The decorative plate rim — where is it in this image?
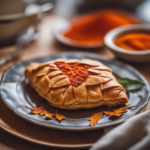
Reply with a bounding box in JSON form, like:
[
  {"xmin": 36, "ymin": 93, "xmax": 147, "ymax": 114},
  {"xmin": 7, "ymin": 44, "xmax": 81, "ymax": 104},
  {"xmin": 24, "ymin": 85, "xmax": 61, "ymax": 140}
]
[{"xmin": 0, "ymin": 52, "xmax": 150, "ymax": 131}]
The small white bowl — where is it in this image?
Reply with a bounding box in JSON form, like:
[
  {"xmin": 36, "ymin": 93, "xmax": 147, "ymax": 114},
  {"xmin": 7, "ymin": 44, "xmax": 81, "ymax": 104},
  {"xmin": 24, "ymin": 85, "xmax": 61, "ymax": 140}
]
[{"xmin": 104, "ymin": 24, "xmax": 150, "ymax": 63}]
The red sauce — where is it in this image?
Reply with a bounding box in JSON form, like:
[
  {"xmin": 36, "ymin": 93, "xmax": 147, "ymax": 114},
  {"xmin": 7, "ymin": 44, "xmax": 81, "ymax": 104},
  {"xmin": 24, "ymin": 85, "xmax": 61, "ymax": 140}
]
[
  {"xmin": 61, "ymin": 10, "xmax": 138, "ymax": 44},
  {"xmin": 55, "ymin": 63, "xmax": 90, "ymax": 87}
]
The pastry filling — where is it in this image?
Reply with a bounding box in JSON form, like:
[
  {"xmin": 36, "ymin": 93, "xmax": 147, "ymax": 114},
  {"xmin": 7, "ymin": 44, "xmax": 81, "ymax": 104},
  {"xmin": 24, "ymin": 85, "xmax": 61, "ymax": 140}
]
[{"xmin": 55, "ymin": 62, "xmax": 90, "ymax": 87}]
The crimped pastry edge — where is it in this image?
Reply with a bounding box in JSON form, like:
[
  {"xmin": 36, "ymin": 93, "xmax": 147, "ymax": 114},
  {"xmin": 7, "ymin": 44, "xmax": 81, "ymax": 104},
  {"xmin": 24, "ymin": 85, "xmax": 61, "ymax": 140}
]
[{"xmin": 29, "ymin": 80, "xmax": 127, "ymax": 110}]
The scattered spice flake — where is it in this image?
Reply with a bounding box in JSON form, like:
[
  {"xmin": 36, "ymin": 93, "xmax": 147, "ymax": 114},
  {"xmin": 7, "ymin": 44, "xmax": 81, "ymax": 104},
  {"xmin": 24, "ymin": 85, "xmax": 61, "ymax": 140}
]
[
  {"xmin": 18, "ymin": 106, "xmax": 45, "ymax": 114},
  {"xmin": 89, "ymin": 112, "xmax": 103, "ymax": 129},
  {"xmin": 18, "ymin": 105, "xmax": 135, "ymax": 128},
  {"xmin": 104, "ymin": 105, "xmax": 135, "ymax": 117},
  {"xmin": 89, "ymin": 105, "xmax": 135, "ymax": 128},
  {"xmin": 45, "ymin": 112, "xmax": 55, "ymax": 119},
  {"xmin": 55, "ymin": 111, "xmax": 66, "ymax": 121},
  {"xmin": 17, "ymin": 106, "xmax": 66, "ymax": 121},
  {"xmin": 40, "ymin": 109, "xmax": 48, "ymax": 116},
  {"xmin": 30, "ymin": 106, "xmax": 45, "ymax": 114}
]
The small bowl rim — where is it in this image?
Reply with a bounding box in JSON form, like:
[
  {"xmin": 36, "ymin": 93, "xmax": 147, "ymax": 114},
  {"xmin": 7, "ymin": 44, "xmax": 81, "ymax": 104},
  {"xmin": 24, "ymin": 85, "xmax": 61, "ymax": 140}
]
[
  {"xmin": 0, "ymin": 13, "xmax": 36, "ymax": 21},
  {"xmin": 0, "ymin": 3, "xmax": 53, "ymax": 21},
  {"xmin": 104, "ymin": 24, "xmax": 150, "ymax": 55}
]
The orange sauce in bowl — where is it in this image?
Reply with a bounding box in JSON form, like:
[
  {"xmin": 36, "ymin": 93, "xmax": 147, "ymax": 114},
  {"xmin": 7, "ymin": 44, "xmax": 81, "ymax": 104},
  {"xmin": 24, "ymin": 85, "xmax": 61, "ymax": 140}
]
[
  {"xmin": 115, "ymin": 33, "xmax": 150, "ymax": 51},
  {"xmin": 61, "ymin": 10, "xmax": 138, "ymax": 44}
]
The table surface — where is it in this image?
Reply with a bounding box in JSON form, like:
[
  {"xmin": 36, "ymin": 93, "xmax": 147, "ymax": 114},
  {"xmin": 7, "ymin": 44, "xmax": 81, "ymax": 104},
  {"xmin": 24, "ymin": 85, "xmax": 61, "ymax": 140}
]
[{"xmin": 0, "ymin": 13, "xmax": 150, "ymax": 150}]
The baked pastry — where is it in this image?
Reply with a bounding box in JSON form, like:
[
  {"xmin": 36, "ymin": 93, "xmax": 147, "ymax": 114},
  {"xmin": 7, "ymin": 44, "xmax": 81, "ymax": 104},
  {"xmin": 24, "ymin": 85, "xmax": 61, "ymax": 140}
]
[{"xmin": 25, "ymin": 59, "xmax": 128, "ymax": 110}]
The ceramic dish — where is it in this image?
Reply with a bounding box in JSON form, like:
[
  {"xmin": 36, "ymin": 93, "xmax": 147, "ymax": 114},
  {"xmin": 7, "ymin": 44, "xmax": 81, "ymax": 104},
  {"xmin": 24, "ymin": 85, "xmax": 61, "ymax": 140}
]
[
  {"xmin": 0, "ymin": 24, "xmax": 40, "ymax": 46},
  {"xmin": 104, "ymin": 24, "xmax": 150, "ymax": 63},
  {"xmin": 0, "ymin": 15, "xmax": 38, "ymax": 42},
  {"xmin": 0, "ymin": 2, "xmax": 53, "ymax": 21},
  {"xmin": 52, "ymin": 19, "xmax": 104, "ymax": 48},
  {"xmin": 0, "ymin": 98, "xmax": 104, "ymax": 149},
  {"xmin": 52, "ymin": 11, "xmax": 141, "ymax": 49},
  {"xmin": 0, "ymin": 52, "xmax": 150, "ymax": 131},
  {"xmin": 0, "ymin": 2, "xmax": 53, "ymax": 41},
  {"xmin": 0, "ymin": 0, "xmax": 27, "ymax": 16}
]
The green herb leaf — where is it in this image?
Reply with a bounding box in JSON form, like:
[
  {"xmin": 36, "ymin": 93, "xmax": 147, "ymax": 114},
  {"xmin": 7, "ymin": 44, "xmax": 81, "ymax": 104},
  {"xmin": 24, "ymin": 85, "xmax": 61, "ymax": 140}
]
[
  {"xmin": 124, "ymin": 87, "xmax": 143, "ymax": 93},
  {"xmin": 118, "ymin": 78, "xmax": 145, "ymax": 87},
  {"xmin": 117, "ymin": 78, "xmax": 145, "ymax": 94}
]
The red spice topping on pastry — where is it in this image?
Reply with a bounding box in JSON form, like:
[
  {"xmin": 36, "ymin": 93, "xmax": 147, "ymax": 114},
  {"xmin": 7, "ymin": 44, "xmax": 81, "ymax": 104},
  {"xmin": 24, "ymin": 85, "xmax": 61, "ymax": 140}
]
[{"xmin": 55, "ymin": 63, "xmax": 90, "ymax": 87}]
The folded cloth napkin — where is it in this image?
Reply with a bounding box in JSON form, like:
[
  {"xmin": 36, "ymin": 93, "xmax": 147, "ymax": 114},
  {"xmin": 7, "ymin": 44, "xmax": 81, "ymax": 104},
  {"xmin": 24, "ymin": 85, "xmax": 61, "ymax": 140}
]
[{"xmin": 90, "ymin": 110, "xmax": 150, "ymax": 150}]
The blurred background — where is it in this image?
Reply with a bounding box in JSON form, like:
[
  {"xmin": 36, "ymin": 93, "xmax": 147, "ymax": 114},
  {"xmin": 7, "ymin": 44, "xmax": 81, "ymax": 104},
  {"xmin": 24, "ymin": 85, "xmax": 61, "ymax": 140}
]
[
  {"xmin": 25, "ymin": 0, "xmax": 150, "ymax": 21},
  {"xmin": 0, "ymin": 0, "xmax": 150, "ymax": 44},
  {"xmin": 0, "ymin": 0, "xmax": 150, "ymax": 64},
  {"xmin": 52, "ymin": 0, "xmax": 150, "ymax": 21}
]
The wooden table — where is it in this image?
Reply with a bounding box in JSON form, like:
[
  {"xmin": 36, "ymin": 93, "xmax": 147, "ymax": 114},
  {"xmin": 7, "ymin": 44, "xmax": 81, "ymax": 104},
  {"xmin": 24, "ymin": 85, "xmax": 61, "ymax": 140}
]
[{"xmin": 0, "ymin": 13, "xmax": 150, "ymax": 150}]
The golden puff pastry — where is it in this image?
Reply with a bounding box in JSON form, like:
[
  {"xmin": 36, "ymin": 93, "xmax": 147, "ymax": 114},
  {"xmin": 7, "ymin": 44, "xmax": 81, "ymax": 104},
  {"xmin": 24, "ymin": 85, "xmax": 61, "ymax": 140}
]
[{"xmin": 25, "ymin": 59, "xmax": 128, "ymax": 110}]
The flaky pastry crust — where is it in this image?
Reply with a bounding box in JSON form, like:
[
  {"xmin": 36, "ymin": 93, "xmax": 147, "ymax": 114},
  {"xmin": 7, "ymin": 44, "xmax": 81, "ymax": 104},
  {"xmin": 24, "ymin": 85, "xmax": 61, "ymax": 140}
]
[{"xmin": 25, "ymin": 59, "xmax": 128, "ymax": 110}]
